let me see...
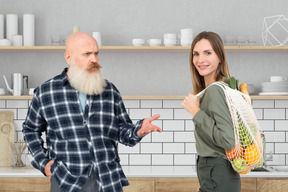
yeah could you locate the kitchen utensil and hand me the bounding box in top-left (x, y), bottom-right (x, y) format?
top-left (0, 111), bottom-right (15, 166)
top-left (23, 14), bottom-right (35, 46)
top-left (3, 73), bottom-right (29, 96)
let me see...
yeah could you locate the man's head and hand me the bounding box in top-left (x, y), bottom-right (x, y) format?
top-left (65, 32), bottom-right (106, 95)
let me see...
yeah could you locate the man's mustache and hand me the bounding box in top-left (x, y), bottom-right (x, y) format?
top-left (89, 63), bottom-right (102, 69)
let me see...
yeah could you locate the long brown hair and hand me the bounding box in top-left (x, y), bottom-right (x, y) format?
top-left (189, 31), bottom-right (230, 94)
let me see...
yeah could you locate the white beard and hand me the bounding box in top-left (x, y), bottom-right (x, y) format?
top-left (68, 61), bottom-right (107, 95)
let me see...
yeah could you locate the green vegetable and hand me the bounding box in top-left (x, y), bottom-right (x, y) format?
top-left (224, 76), bottom-right (239, 90)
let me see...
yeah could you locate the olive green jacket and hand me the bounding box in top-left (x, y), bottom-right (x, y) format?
top-left (193, 84), bottom-right (235, 159)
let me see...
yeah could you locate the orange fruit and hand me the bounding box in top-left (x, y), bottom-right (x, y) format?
top-left (238, 166), bottom-right (251, 174)
top-left (226, 144), bottom-right (244, 160)
top-left (244, 144), bottom-right (261, 165)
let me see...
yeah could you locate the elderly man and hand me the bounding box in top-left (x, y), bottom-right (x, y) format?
top-left (23, 32), bottom-right (161, 192)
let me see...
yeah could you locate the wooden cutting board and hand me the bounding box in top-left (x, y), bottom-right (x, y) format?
top-left (0, 111), bottom-right (15, 166)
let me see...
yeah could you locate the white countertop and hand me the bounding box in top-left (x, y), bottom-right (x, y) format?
top-left (0, 166), bottom-right (287, 178)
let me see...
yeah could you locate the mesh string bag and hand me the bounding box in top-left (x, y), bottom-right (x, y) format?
top-left (196, 81), bottom-right (263, 174)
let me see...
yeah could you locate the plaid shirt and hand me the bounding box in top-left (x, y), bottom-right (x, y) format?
top-left (23, 68), bottom-right (143, 192)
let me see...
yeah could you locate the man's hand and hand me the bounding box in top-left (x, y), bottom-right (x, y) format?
top-left (137, 114), bottom-right (162, 137)
top-left (45, 160), bottom-right (54, 179)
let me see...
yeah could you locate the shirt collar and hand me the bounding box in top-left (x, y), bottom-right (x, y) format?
top-left (61, 67), bottom-right (70, 86)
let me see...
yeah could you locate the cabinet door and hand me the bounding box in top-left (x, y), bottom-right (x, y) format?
top-left (155, 178), bottom-right (199, 192)
top-left (241, 178), bottom-right (257, 192)
top-left (124, 178), bottom-right (155, 192)
top-left (257, 178), bottom-right (288, 192)
top-left (0, 177), bottom-right (50, 192)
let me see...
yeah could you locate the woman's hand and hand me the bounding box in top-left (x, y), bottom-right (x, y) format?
top-left (182, 93), bottom-right (200, 117)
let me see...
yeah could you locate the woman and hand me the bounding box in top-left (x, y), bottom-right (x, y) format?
top-left (182, 31), bottom-right (241, 192)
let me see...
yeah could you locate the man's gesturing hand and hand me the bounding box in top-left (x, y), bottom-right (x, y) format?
top-left (137, 114), bottom-right (162, 137)
top-left (45, 160), bottom-right (54, 179)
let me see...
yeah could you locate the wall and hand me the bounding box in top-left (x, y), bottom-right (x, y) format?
top-left (1, 0), bottom-right (288, 95)
top-left (1, 98), bottom-right (287, 167)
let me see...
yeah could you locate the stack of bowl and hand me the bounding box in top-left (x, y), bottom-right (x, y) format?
top-left (179, 29), bottom-right (193, 46)
top-left (259, 76), bottom-right (288, 95)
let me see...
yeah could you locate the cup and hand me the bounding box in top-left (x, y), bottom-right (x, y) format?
top-left (164, 39), bottom-right (179, 46)
top-left (147, 39), bottom-right (161, 46)
top-left (164, 33), bottom-right (177, 39)
top-left (11, 34), bottom-right (23, 46)
top-left (270, 76), bottom-right (287, 82)
top-left (180, 37), bottom-right (193, 46)
top-left (0, 39), bottom-right (11, 46)
top-left (92, 32), bottom-right (102, 46)
top-left (51, 34), bottom-right (60, 46)
top-left (181, 28), bottom-right (193, 34)
top-left (132, 39), bottom-right (145, 46)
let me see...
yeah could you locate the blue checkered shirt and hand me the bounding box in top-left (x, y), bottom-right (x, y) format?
top-left (23, 68), bottom-right (143, 192)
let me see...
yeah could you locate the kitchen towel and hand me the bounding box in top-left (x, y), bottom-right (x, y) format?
top-left (23, 14), bottom-right (35, 46)
top-left (6, 14), bottom-right (18, 40)
top-left (0, 14), bottom-right (4, 39)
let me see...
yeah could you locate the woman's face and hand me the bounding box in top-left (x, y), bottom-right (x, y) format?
top-left (192, 39), bottom-right (221, 86)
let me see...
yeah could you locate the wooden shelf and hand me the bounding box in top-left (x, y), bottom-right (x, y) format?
top-left (1, 46), bottom-right (288, 52)
top-left (0, 95), bottom-right (287, 100)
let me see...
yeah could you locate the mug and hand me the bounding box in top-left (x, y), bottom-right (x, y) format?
top-left (270, 76), bottom-right (287, 82)
top-left (92, 32), bottom-right (102, 46)
top-left (164, 33), bottom-right (177, 39)
top-left (181, 28), bottom-right (193, 34)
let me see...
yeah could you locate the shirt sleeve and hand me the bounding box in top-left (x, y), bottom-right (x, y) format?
top-left (192, 85), bottom-right (235, 151)
top-left (22, 91), bottom-right (49, 175)
top-left (112, 84), bottom-right (143, 147)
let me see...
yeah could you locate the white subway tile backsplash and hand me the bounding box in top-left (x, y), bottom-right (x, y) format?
top-left (7, 100), bottom-right (28, 108)
top-left (254, 109), bottom-right (263, 119)
top-left (275, 120), bottom-right (288, 131)
top-left (118, 144), bottom-right (140, 154)
top-left (266, 154), bottom-right (286, 166)
top-left (1, 98), bottom-right (288, 167)
top-left (258, 120), bottom-right (274, 131)
top-left (130, 154), bottom-right (151, 165)
top-left (123, 100), bottom-right (140, 108)
top-left (264, 109), bottom-right (286, 119)
top-left (275, 143), bottom-right (288, 153)
top-left (185, 143), bottom-right (197, 154)
top-left (141, 100), bottom-right (162, 108)
top-left (174, 109), bottom-right (193, 120)
top-left (152, 109), bottom-right (173, 119)
top-left (185, 120), bottom-right (195, 131)
top-left (264, 132), bottom-right (286, 142)
top-left (163, 143), bottom-right (184, 154)
top-left (152, 154), bottom-right (173, 165)
top-left (13, 120), bottom-right (24, 131)
top-left (174, 132), bottom-right (195, 142)
top-left (119, 154), bottom-right (129, 165)
top-left (17, 109), bottom-right (28, 120)
top-left (174, 154), bottom-right (196, 165)
top-left (163, 100), bottom-right (182, 108)
top-left (252, 100), bottom-right (274, 108)
top-left (0, 100), bottom-right (5, 108)
top-left (129, 109), bottom-right (151, 119)
top-left (141, 143), bottom-right (162, 154)
top-left (163, 120), bottom-right (185, 131)
top-left (152, 132), bottom-right (173, 142)
top-left (275, 100), bottom-right (288, 108)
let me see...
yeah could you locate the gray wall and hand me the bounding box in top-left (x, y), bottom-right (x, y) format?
top-left (1, 0), bottom-right (288, 95)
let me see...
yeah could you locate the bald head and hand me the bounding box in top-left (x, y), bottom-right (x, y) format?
top-left (64, 32), bottom-right (99, 67)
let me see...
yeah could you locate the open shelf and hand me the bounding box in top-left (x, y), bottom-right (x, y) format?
top-left (1, 46), bottom-right (288, 52)
top-left (0, 95), bottom-right (287, 100)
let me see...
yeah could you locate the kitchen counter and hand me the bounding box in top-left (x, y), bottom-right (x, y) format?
top-left (0, 166), bottom-right (287, 178)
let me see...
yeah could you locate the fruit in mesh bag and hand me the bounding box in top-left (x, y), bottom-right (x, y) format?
top-left (238, 166), bottom-right (251, 174)
top-left (244, 144), bottom-right (261, 165)
top-left (232, 157), bottom-right (247, 171)
top-left (255, 156), bottom-right (263, 168)
top-left (225, 144), bottom-right (244, 160)
top-left (239, 125), bottom-right (253, 147)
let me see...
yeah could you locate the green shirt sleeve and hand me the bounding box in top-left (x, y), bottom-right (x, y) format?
top-left (193, 85), bottom-right (235, 154)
